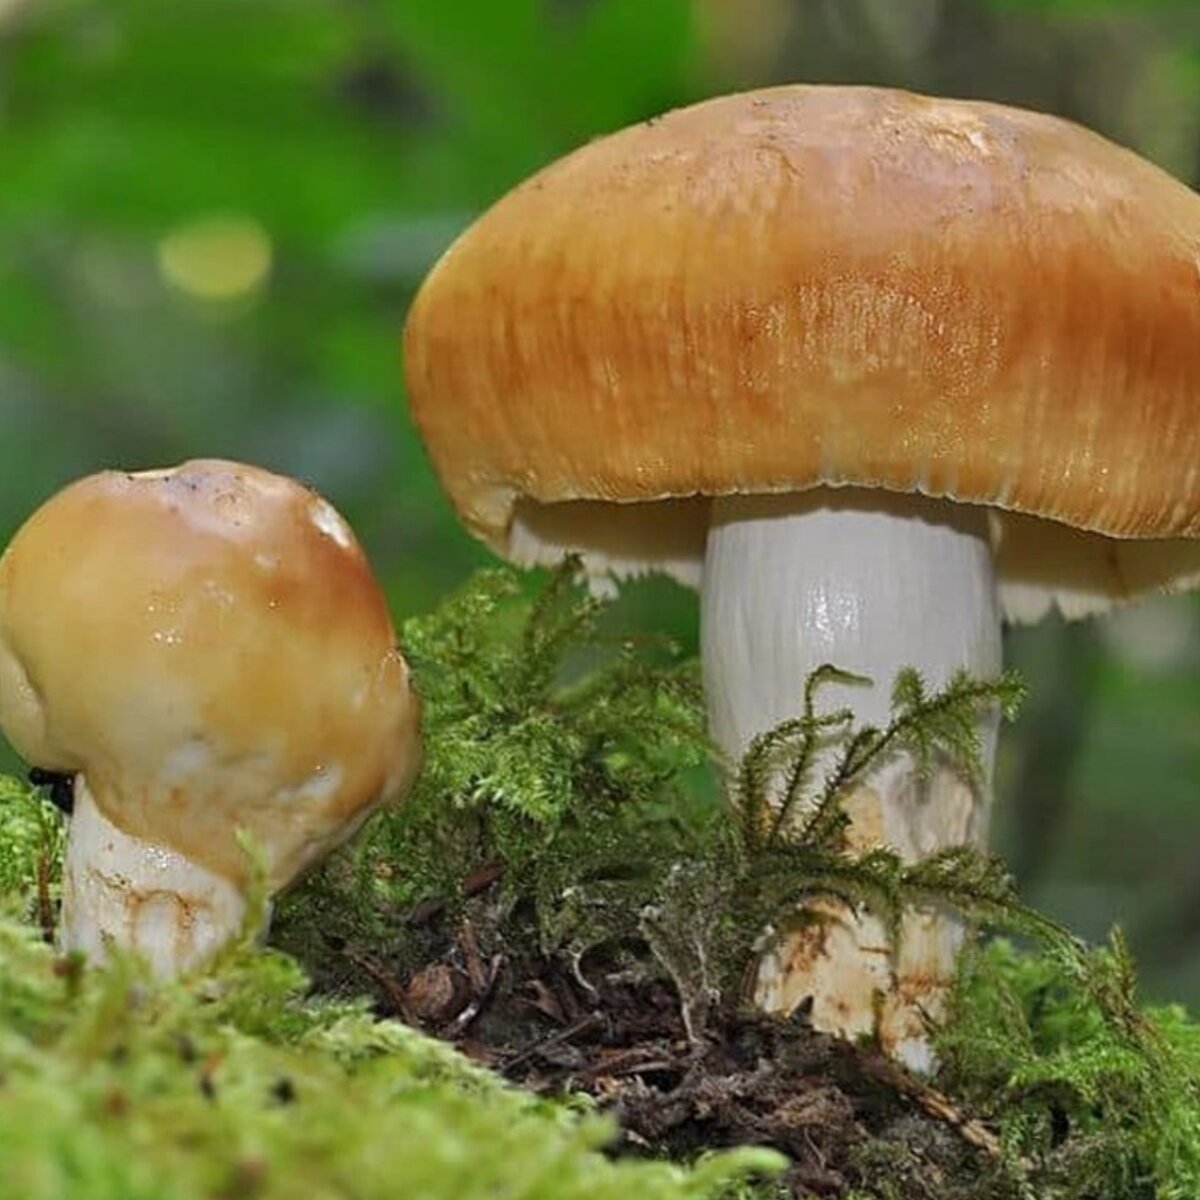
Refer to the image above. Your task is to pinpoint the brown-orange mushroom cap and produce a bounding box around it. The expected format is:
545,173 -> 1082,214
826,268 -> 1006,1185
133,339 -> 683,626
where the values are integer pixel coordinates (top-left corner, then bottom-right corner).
404,84 -> 1200,619
0,459 -> 421,974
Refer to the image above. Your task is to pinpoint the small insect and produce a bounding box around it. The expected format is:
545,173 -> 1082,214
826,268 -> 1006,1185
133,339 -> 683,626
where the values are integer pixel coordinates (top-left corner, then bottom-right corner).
28,767 -> 75,815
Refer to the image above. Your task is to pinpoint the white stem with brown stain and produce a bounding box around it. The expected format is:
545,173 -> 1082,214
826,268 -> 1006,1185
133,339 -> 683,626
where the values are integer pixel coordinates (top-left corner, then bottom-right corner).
62,777 -> 250,976
700,488 -> 1002,1070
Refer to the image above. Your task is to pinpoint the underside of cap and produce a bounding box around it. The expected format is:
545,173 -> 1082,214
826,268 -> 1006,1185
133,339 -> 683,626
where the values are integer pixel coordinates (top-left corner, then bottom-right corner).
404,84 -> 1200,614
506,493 -> 1200,623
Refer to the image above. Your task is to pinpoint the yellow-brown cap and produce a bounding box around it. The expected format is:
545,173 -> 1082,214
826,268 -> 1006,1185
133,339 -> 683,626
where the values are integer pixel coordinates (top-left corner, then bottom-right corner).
0,459 -> 421,888
404,85 -> 1200,620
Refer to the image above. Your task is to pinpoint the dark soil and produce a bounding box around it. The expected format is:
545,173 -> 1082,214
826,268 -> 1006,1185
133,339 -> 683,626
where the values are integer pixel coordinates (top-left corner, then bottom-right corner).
286,877 -> 1022,1200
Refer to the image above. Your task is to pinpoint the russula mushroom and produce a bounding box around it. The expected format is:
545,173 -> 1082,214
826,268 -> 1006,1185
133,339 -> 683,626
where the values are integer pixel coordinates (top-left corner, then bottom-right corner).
0,459 -> 421,976
401,85 -> 1200,1067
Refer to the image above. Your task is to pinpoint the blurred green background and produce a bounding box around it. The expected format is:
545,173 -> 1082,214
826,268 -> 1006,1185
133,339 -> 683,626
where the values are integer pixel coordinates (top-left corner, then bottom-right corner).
0,0 -> 1198,1001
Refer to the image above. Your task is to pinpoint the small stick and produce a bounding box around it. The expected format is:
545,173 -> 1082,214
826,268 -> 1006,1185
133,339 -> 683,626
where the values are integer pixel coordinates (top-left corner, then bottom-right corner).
501,1013 -> 604,1076
445,953 -> 505,1037
863,1055 -> 1030,1169
459,916 -> 488,994
36,850 -> 55,946
578,1049 -> 677,1081
347,950 -> 414,1024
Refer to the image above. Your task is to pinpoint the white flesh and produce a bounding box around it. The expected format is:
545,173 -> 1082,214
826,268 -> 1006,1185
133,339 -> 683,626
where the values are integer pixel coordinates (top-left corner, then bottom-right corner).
701,489 -> 1002,1070
62,777 -> 250,977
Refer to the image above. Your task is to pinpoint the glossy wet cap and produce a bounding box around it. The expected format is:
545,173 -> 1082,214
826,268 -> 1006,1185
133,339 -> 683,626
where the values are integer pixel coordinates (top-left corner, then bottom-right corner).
0,459 -> 421,888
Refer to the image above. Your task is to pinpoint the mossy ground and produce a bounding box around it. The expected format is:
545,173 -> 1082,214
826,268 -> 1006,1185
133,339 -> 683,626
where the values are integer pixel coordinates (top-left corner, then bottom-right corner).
2,565 -> 1199,1199
0,781 -> 779,1200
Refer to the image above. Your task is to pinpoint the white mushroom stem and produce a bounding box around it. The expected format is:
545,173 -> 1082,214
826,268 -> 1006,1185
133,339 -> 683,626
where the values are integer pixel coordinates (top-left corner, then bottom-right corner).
701,489 -> 1002,1071
62,777 -> 252,977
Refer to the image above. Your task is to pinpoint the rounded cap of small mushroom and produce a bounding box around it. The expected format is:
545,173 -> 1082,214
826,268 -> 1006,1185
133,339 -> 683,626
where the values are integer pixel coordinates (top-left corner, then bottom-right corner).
404,85 -> 1200,618
0,459 -> 421,893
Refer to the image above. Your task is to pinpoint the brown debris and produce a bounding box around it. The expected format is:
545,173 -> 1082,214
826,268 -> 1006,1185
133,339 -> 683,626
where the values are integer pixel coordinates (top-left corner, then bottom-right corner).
305,885 -> 1021,1200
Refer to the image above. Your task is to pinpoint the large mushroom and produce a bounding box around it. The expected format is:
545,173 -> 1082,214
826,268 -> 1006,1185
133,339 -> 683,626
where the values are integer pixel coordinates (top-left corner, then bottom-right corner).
0,459 -> 421,976
401,85 -> 1200,1066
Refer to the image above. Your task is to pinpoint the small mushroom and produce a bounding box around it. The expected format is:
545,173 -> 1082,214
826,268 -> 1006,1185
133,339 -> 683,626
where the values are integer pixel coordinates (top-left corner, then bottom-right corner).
403,86 -> 1200,1066
0,459 -> 421,976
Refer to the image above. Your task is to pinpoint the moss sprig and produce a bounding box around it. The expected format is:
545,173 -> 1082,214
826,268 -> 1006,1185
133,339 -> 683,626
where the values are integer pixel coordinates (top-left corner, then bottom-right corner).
639,664 -> 1038,1020
738,665 -> 1025,859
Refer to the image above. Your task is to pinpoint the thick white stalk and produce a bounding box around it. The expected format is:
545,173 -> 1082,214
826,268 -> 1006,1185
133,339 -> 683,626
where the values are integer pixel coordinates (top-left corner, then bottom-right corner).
701,489 -> 1001,1070
62,777 -> 250,977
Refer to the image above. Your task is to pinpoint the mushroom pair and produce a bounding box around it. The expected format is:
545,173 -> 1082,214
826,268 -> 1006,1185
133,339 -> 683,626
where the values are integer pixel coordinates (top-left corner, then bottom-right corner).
0,460 -> 421,976
403,85 -> 1200,1066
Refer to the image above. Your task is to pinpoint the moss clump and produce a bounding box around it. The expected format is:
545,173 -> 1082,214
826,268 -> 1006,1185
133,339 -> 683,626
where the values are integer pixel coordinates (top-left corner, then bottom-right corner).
937,934 -> 1200,1199
276,563 -> 1033,1039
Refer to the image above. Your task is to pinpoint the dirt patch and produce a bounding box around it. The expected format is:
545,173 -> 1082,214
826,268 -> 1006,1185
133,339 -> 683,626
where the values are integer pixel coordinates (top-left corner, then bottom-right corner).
291,883 -> 1020,1200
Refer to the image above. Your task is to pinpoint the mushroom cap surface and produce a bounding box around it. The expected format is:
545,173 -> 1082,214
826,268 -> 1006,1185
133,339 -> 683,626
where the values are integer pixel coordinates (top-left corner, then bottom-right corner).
0,459 -> 421,889
404,85 -> 1200,618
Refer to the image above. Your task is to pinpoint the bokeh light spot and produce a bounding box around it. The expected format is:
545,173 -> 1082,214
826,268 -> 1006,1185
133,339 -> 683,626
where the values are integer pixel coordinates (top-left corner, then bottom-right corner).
157,215 -> 273,303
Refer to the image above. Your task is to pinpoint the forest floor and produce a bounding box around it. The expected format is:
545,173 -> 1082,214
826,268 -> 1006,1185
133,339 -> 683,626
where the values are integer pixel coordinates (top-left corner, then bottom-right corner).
302,881 -> 1017,1200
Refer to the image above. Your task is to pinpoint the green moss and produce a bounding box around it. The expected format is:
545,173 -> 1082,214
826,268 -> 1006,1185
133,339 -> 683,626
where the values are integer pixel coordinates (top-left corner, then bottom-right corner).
0,772 -> 63,907
937,935 -> 1200,1199
274,563 -> 1200,1199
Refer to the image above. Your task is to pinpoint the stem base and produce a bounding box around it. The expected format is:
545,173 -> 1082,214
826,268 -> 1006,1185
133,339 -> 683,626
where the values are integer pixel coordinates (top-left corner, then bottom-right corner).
62,778 -> 251,976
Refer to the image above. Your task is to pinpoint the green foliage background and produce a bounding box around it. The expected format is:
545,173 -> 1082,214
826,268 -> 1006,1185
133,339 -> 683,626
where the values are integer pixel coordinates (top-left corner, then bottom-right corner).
0,0 -> 1198,1006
